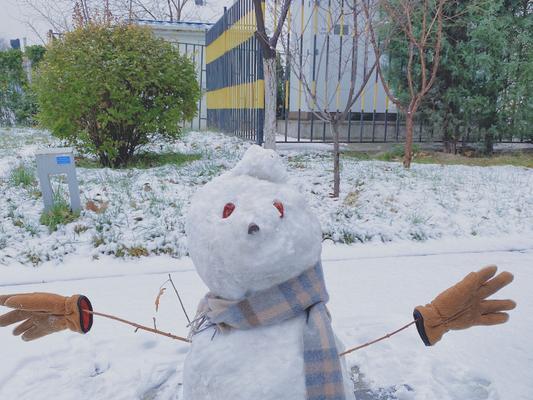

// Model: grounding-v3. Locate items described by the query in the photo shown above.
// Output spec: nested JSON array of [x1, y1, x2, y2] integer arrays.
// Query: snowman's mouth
[[248, 223, 260, 235]]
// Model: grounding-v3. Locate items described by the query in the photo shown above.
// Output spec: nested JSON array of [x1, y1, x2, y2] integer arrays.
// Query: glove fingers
[[0, 310, 33, 327], [4, 293, 66, 313], [0, 294, 22, 306], [478, 272, 514, 299], [476, 265, 498, 284], [477, 312, 509, 326], [21, 324, 63, 342], [13, 318, 35, 336], [480, 299, 516, 314]]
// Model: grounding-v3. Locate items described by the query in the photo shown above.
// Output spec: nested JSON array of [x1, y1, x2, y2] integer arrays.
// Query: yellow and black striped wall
[[206, 0, 265, 144]]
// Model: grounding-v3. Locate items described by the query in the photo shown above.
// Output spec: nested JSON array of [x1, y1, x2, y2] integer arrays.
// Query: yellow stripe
[[206, 8, 256, 65], [385, 94, 389, 111], [361, 88, 365, 111], [207, 81, 265, 109]]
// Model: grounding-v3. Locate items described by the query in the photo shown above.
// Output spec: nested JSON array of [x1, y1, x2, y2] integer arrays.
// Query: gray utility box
[[35, 148, 81, 212]]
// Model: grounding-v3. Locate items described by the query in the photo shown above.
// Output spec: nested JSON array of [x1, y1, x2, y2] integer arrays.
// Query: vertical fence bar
[[284, 6, 291, 141], [297, 0, 304, 142], [191, 44, 196, 129], [199, 43, 205, 130], [384, 96, 389, 142], [323, 0, 332, 141], [310, 0, 318, 142], [336, 0, 344, 116], [395, 112, 400, 141], [371, 66, 378, 142]]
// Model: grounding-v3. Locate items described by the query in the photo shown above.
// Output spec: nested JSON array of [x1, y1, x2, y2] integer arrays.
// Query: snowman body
[[183, 314, 308, 399], [183, 146, 352, 400]]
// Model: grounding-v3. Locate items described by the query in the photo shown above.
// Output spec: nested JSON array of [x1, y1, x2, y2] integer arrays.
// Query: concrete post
[[35, 148, 81, 212]]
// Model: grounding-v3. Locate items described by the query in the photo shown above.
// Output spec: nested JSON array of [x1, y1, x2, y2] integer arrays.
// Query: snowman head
[[186, 145, 322, 300]]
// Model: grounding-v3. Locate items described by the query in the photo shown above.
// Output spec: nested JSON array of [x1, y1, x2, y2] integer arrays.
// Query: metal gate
[[205, 0, 265, 144]]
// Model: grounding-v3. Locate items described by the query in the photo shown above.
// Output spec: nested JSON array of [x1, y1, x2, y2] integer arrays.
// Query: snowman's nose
[[248, 223, 260, 235]]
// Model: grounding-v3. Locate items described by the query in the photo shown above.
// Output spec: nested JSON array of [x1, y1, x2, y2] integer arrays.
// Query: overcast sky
[[0, 0, 49, 45], [0, 0, 233, 47]]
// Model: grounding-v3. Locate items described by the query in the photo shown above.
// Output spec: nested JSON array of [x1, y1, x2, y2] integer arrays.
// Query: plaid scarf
[[189, 262, 346, 400]]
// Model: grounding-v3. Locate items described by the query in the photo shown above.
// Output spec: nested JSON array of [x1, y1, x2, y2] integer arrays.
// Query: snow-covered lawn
[[0, 239, 531, 400], [1, 128, 532, 265], [1, 127, 532, 399]]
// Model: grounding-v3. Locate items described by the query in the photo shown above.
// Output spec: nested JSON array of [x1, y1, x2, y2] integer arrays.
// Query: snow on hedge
[[0, 128, 532, 266]]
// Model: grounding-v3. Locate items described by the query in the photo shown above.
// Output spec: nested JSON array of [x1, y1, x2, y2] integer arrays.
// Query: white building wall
[[287, 0, 395, 115]]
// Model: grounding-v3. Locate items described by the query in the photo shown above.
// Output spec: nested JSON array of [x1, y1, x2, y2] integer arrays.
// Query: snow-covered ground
[[0, 239, 531, 400], [1, 128, 532, 265], [1, 127, 532, 399]]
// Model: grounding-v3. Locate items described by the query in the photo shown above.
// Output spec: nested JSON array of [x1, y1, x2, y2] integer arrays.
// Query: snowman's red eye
[[222, 202, 235, 219], [273, 200, 284, 218]]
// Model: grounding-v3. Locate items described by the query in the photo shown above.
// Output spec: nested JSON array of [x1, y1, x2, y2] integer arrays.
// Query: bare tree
[[252, 0, 293, 150], [125, 0, 193, 21], [365, 0, 446, 168], [284, 0, 379, 197], [18, 0, 217, 40], [19, 0, 76, 34]]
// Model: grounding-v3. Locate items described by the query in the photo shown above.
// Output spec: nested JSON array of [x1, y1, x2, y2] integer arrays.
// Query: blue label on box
[[56, 156, 71, 165]]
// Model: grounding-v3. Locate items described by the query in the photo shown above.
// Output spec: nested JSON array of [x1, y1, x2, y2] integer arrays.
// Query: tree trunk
[[484, 131, 494, 155], [263, 57, 277, 150], [332, 123, 340, 197], [403, 111, 414, 168]]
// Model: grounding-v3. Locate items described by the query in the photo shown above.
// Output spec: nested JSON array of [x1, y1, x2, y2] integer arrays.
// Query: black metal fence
[[205, 0, 528, 145], [205, 0, 264, 144], [174, 41, 207, 131]]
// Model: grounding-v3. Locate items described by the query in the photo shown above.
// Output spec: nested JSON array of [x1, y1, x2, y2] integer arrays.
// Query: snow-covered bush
[[34, 23, 201, 168]]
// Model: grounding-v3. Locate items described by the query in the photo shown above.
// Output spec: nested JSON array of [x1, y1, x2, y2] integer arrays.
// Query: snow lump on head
[[186, 145, 322, 300]]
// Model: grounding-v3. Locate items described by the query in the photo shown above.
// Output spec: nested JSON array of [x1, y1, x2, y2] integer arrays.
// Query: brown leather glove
[[414, 265, 516, 346], [0, 293, 93, 341]]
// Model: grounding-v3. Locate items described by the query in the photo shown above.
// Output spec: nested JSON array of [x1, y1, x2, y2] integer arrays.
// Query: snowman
[[183, 145, 352, 399], [0, 145, 516, 400]]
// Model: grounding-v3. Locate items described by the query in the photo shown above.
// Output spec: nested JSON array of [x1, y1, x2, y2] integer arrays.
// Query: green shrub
[[9, 164, 36, 187], [39, 194, 79, 232], [34, 23, 201, 168], [0, 49, 37, 126], [25, 45, 46, 66]]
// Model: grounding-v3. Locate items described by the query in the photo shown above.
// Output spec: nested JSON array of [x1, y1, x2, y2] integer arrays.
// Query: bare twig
[[84, 311, 417, 355], [83, 309, 191, 343], [168, 274, 191, 324], [339, 319, 417, 356]]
